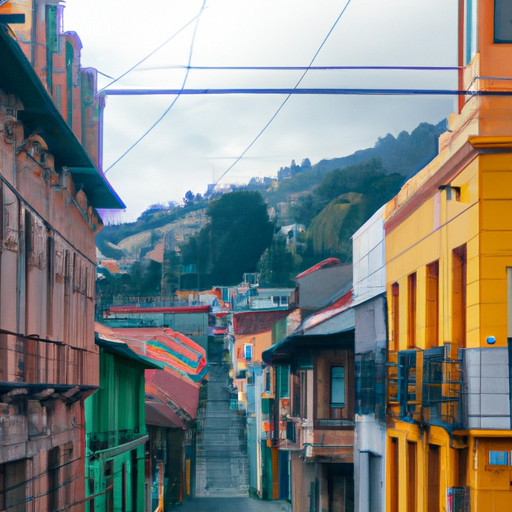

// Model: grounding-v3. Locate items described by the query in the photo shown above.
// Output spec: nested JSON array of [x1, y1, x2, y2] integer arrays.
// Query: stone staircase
[[195, 343, 249, 497]]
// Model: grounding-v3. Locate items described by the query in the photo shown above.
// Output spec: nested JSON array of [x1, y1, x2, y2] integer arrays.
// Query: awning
[[95, 336, 164, 370]]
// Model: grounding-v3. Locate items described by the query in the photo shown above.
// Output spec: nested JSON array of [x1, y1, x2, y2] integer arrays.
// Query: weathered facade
[[263, 263, 356, 512], [108, 327, 206, 507], [0, 2, 122, 510]]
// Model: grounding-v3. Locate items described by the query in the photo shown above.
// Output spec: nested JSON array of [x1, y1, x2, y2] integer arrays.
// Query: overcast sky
[[63, 0, 458, 222]]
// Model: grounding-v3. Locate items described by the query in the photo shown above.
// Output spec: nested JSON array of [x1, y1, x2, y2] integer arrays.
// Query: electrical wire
[[96, 70, 115, 80], [136, 64, 461, 72], [0, 456, 84, 497], [213, 0, 353, 187], [103, 87, 512, 96], [0, 173, 98, 267], [3, 474, 80, 511], [104, 0, 208, 174], [98, 12, 203, 93]]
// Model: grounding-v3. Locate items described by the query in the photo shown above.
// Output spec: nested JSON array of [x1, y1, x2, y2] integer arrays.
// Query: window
[[488, 450, 509, 467], [426, 261, 439, 348], [391, 283, 400, 351], [243, 344, 252, 361], [265, 367, 272, 394], [407, 442, 417, 512], [452, 245, 467, 348], [330, 366, 345, 408], [407, 273, 417, 348], [428, 444, 440, 512], [495, 0, 512, 42], [0, 460, 27, 512], [465, 0, 478, 64], [277, 365, 289, 398]]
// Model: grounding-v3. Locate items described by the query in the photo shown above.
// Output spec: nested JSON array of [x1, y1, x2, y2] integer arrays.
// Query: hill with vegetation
[[96, 120, 446, 289]]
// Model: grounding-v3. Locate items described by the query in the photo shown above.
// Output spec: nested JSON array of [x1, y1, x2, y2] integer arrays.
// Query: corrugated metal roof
[[295, 257, 341, 280], [95, 336, 164, 370], [262, 288, 355, 364]]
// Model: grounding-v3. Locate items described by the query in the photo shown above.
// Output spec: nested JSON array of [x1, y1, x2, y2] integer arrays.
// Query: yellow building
[[384, 1, 512, 511]]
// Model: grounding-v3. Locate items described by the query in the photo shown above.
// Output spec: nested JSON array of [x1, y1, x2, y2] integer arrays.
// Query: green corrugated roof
[[95, 336, 164, 370]]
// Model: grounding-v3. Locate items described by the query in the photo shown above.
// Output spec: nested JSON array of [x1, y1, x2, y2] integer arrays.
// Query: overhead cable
[[99, 11, 203, 93], [136, 64, 461, 72], [104, 87, 512, 96], [213, 0, 353, 187], [104, 0, 208, 174]]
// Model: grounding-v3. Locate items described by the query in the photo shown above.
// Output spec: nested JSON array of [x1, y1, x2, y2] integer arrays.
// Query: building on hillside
[[0, 8, 122, 511], [7, 0, 106, 167], [257, 311, 301, 501], [85, 329, 163, 512], [263, 257, 357, 512], [383, 2, 512, 511], [351, 206, 387, 512]]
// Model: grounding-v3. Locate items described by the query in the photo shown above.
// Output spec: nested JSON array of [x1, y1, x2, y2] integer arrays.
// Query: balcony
[[274, 415, 354, 462], [87, 429, 145, 453], [387, 345, 475, 431], [0, 331, 99, 401]]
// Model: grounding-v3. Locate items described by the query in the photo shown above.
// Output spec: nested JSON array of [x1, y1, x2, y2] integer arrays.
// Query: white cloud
[[64, 0, 457, 221]]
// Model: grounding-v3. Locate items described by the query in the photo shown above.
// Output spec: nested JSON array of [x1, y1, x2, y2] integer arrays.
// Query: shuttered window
[[277, 365, 289, 398]]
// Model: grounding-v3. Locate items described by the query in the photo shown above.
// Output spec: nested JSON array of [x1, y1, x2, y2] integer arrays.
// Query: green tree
[[258, 236, 295, 287], [129, 260, 162, 296], [182, 190, 274, 286]]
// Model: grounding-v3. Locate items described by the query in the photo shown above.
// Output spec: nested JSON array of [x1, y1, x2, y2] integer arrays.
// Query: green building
[[85, 331, 163, 511]]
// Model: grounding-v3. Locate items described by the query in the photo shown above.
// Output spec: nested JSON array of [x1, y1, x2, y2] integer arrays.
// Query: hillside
[[96, 119, 446, 273], [265, 120, 446, 220]]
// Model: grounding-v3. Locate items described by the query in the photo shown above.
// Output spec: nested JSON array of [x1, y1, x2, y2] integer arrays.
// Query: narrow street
[[195, 341, 249, 497], [168, 497, 291, 512]]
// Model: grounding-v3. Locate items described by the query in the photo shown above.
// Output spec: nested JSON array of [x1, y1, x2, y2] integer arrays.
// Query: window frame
[[330, 365, 346, 408]]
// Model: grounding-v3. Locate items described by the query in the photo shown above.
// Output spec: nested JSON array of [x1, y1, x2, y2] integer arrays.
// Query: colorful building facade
[[383, 2, 512, 511], [85, 331, 162, 512]]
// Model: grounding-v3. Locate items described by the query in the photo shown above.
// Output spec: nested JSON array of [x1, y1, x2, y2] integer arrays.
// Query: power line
[[104, 0, 208, 174], [103, 87, 512, 96], [134, 64, 461, 72], [213, 0, 354, 187], [99, 12, 203, 93]]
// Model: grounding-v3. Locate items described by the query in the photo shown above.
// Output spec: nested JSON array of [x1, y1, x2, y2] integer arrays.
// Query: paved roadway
[[168, 497, 292, 512]]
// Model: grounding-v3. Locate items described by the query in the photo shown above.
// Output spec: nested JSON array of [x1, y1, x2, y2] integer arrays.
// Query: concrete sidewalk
[[168, 497, 292, 512]]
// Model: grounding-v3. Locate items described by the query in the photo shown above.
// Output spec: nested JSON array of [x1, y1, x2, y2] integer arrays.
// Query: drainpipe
[[154, 460, 164, 512], [358, 451, 370, 512]]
